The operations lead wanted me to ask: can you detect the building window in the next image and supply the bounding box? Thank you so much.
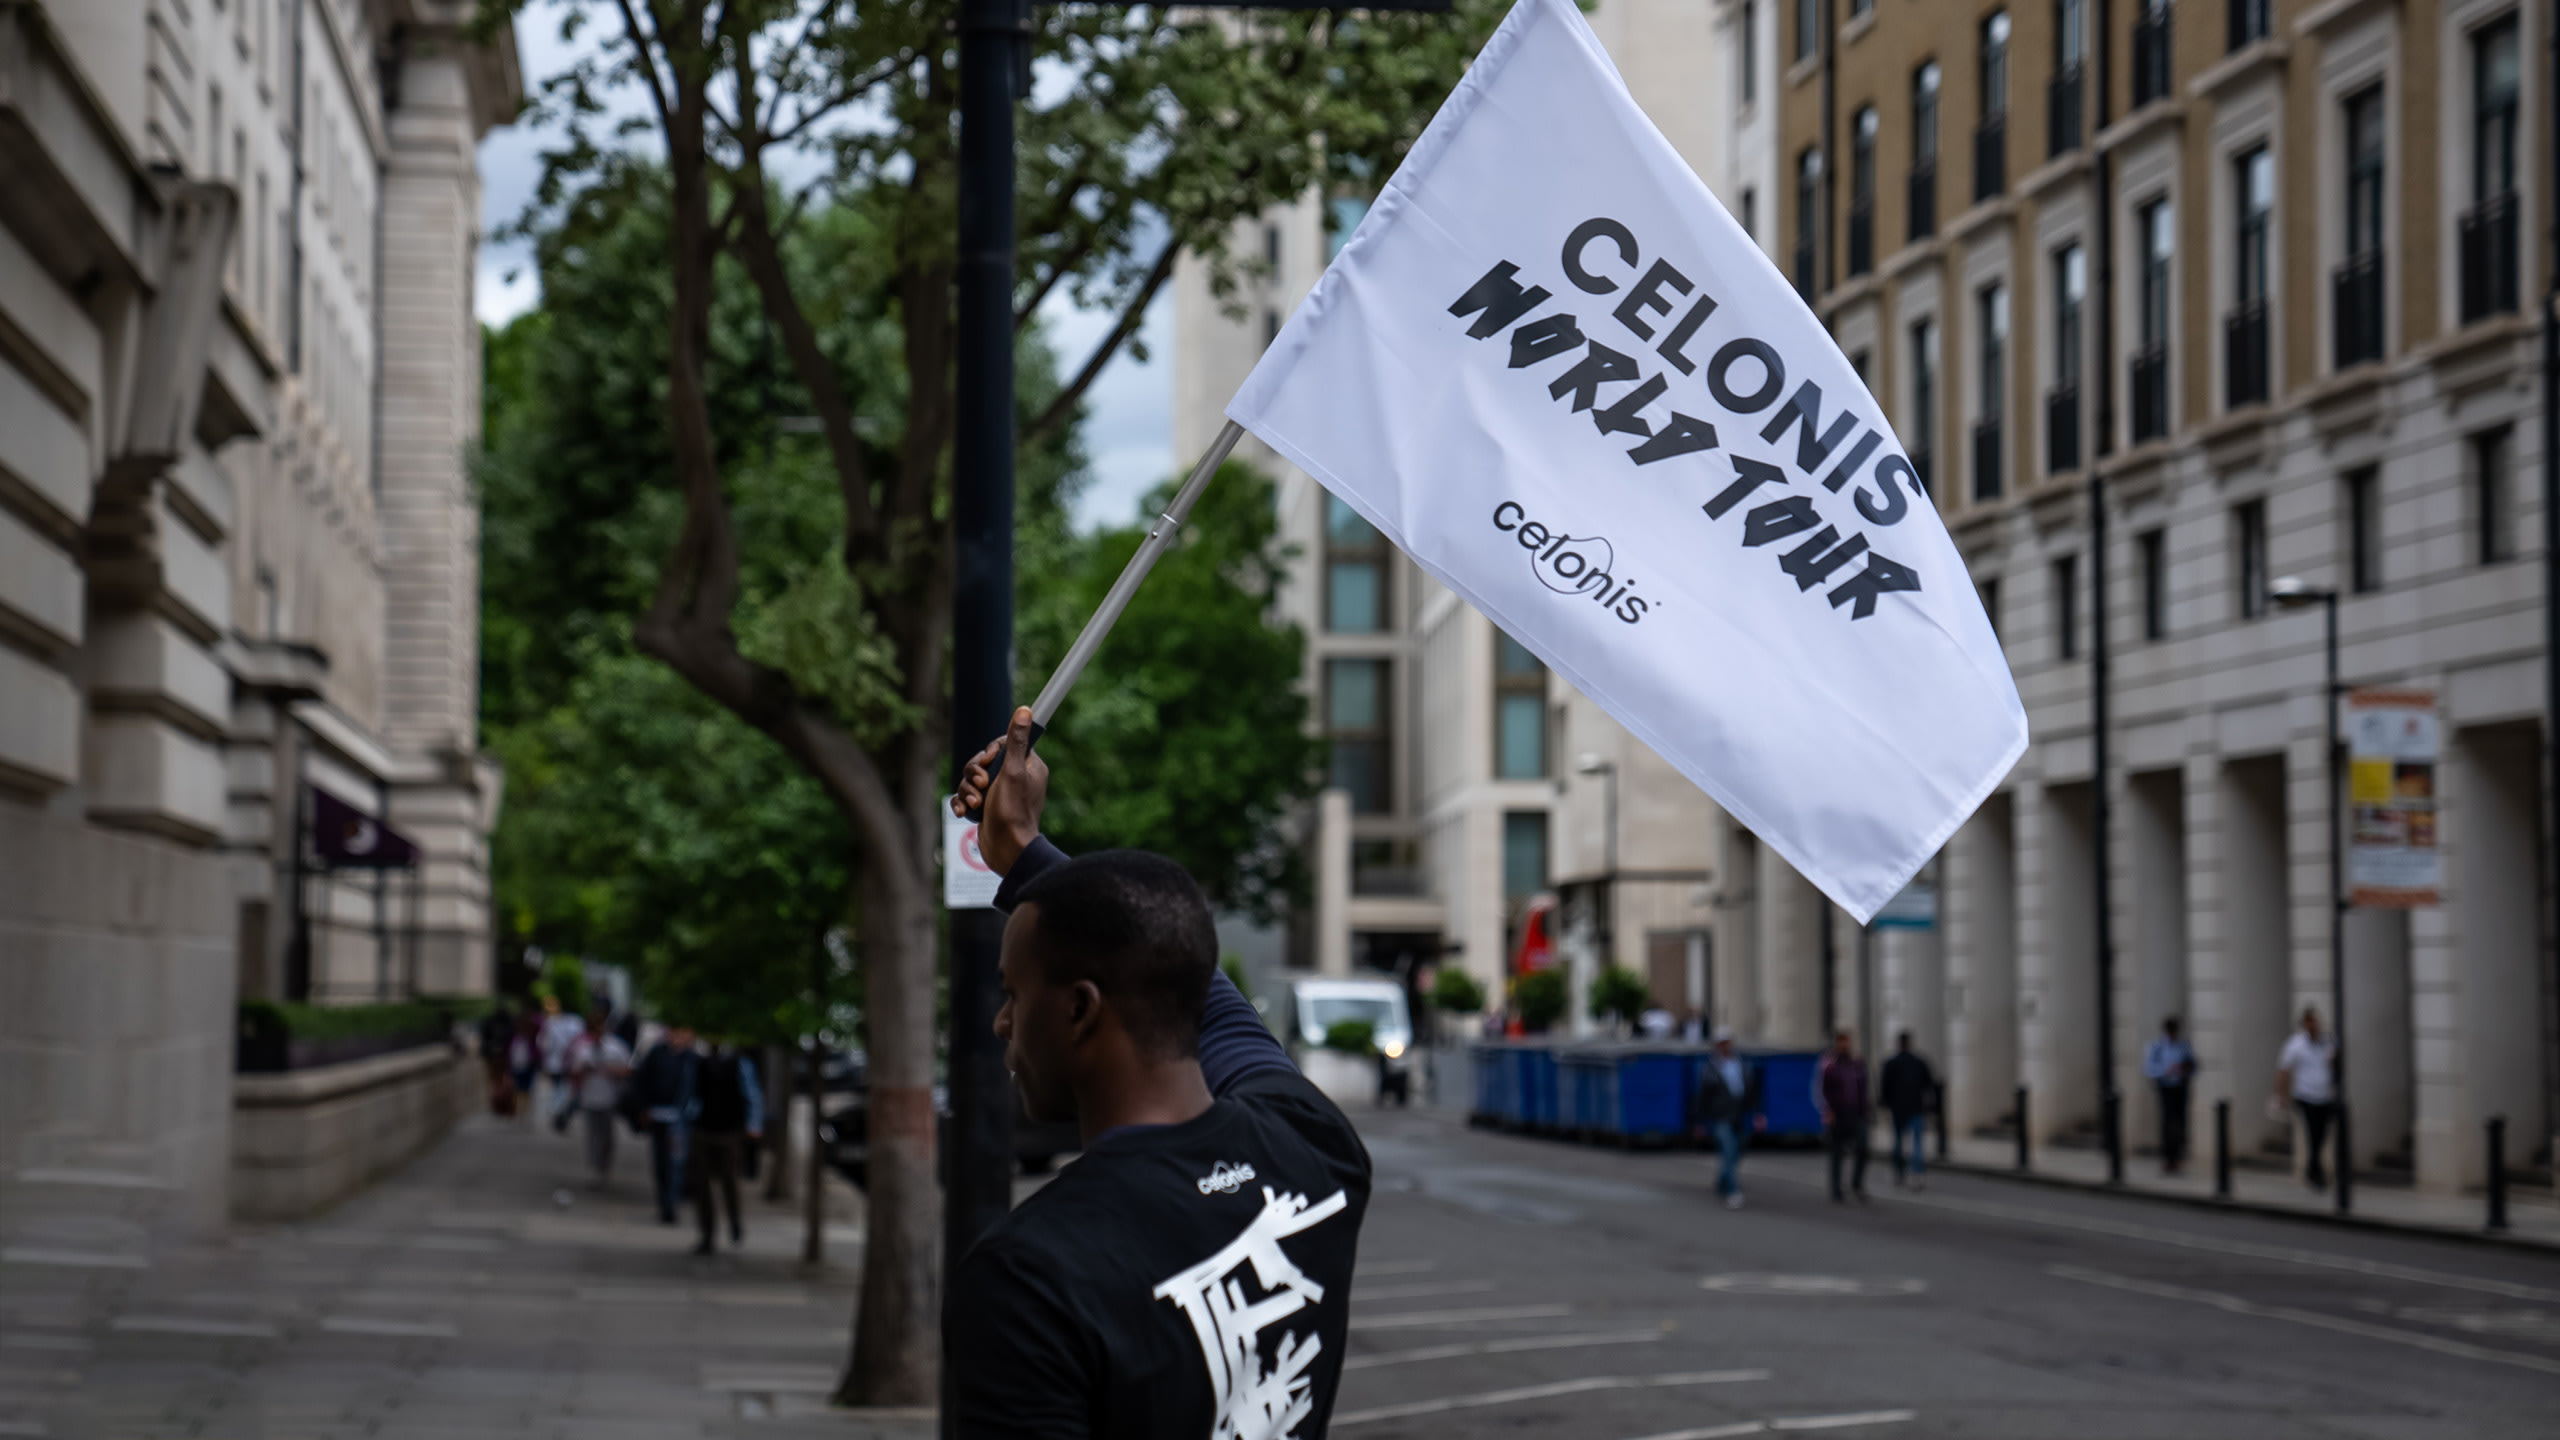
[1795,0,1817,62]
[1974,281,2008,501]
[2475,425,2516,564]
[2133,0,2174,106]
[1264,224,1281,269]
[1494,632,1548,780]
[2133,197,2172,441]
[1850,349,1872,390]
[1324,494,1386,633]
[2050,0,2086,156]
[1977,12,2011,200]
[2234,498,2269,619]
[1263,309,1281,349]
[1911,61,1942,241]
[1979,575,2003,639]
[1503,811,1549,901]
[1849,106,1878,277]
[2139,528,2168,640]
[1741,0,1759,103]
[2344,465,2381,593]
[1327,195,1370,260]
[2053,553,2080,660]
[1740,187,1757,241]
[1851,0,1872,18]
[2228,146,2272,409]
[1795,147,1822,297]
[2229,0,2270,50]
[2462,15,2522,321]
[2336,85,2386,369]
[1326,658,1390,813]
[1910,316,1938,494]
[2049,243,2084,474]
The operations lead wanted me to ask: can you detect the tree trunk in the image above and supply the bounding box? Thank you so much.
[840,853,940,1405]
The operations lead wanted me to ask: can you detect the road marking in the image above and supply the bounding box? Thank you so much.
[2047,1264,2560,1378]
[1754,1166,2560,1304]
[0,1419,49,1437]
[319,1316,459,1338]
[1333,1369,1771,1426]
[1358,1258,1440,1277]
[1349,1303,1573,1330]
[109,1316,281,1339]
[1,1247,145,1271]
[1354,1279,1498,1302]
[1344,1329,1666,1370]
[1624,1411,1918,1440]
[1700,1274,1926,1297]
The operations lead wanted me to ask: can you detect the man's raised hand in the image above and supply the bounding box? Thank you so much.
[952,705,1048,874]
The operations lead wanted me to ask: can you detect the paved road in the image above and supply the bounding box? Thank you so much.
[1335,1106,2560,1439]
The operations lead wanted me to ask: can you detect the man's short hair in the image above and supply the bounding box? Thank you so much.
[1015,850,1217,1058]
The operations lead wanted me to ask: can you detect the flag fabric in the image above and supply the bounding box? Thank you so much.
[1226,0,2026,921]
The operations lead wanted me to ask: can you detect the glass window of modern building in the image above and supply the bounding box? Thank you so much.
[1324,493,1386,633]
[1326,657,1390,813]
[1494,633,1548,780]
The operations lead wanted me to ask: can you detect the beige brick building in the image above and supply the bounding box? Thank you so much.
[1783,0,2555,1190]
[0,0,514,1235]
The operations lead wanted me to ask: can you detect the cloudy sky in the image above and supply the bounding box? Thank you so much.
[473,5,1174,534]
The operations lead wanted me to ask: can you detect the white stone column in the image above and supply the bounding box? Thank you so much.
[2126,769,2190,1158]
[1755,844,1826,1049]
[1943,792,2018,1134]
[2021,780,2097,1140]
[1316,788,1352,977]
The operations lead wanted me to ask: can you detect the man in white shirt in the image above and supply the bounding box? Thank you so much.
[2274,1007,2339,1189]
[2143,1016,2197,1175]
[567,1009,634,1186]
[539,998,588,1132]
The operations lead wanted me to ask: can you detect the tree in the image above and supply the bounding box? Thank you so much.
[481,0,1499,1403]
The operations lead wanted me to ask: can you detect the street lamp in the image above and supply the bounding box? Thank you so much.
[2269,573,2350,1215]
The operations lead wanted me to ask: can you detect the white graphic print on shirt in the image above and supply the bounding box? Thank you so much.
[1151,1185,1351,1440]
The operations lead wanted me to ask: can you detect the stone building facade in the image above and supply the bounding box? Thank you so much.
[1781,0,2556,1190]
[0,0,513,1237]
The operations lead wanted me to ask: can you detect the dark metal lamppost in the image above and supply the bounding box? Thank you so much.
[2270,573,2349,1215]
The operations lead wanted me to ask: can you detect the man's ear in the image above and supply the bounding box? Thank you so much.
[1066,980,1105,1043]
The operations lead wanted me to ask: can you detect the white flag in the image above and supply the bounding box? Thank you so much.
[1227,0,2026,921]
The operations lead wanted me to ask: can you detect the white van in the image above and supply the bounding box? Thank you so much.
[1281,975,1414,1105]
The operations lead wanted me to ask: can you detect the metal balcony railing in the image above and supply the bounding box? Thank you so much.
[2048,64,2085,159]
[2227,0,2268,51]
[2130,342,2169,442]
[1908,163,1938,241]
[1794,237,1817,298]
[1974,114,2007,203]
[1972,416,2004,500]
[2132,7,2173,107]
[1848,203,1874,277]
[2332,250,2384,369]
[2046,383,2081,474]
[2459,194,2520,324]
[2223,301,2269,409]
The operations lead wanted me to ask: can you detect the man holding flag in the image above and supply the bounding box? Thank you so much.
[941,0,2022,1429]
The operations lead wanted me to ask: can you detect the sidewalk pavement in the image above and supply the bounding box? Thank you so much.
[0,1110,936,1440]
[1918,1125,2560,1249]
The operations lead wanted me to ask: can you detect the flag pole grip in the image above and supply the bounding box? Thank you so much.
[964,419,1247,820]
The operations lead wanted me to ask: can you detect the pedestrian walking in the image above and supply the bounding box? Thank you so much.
[2145,1016,2197,1175]
[1879,1031,1935,1189]
[477,1005,516,1117]
[2275,1007,2340,1189]
[1693,1028,1763,1209]
[506,1006,542,1121]
[943,709,1373,1438]
[539,998,585,1133]
[1816,1030,1871,1203]
[688,1041,764,1254]
[631,1023,699,1224]
[567,1008,633,1187]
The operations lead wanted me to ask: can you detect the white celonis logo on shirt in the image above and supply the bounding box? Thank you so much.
[1153,1186,1350,1440]
[1195,1160,1258,1196]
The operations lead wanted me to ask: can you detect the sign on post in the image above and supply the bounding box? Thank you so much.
[943,799,1005,910]
[2347,689,2439,908]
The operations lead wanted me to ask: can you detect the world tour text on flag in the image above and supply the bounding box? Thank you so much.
[1447,221,1924,623]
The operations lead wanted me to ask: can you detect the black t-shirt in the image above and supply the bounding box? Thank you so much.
[947,1069,1371,1439]
[948,836,1373,1439]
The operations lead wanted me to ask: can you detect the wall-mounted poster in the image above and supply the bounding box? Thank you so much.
[2347,689,2439,908]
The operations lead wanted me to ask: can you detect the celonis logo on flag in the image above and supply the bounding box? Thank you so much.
[1226,0,2026,920]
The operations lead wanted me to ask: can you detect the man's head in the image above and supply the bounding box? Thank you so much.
[666,1024,696,1051]
[2162,1015,2181,1038]
[1896,1029,1913,1053]
[588,1006,610,1032]
[998,850,1217,1125]
[2301,1007,2323,1039]
[1832,1029,1854,1055]
[1712,1026,1735,1057]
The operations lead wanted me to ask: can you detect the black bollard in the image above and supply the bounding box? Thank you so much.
[2214,1097,2233,1200]
[2015,1084,2031,1172]
[2102,1088,2124,1185]
[1935,1083,1950,1162]
[2487,1115,2510,1233]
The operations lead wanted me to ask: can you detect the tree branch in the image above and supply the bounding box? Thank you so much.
[730,160,883,547]
[1024,239,1178,448]
[610,0,677,134]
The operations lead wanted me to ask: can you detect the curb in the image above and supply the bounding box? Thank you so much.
[1931,1157,2560,1255]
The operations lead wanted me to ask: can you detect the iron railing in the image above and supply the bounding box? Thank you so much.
[2459,194,2520,323]
[2048,64,2085,158]
[2227,0,2268,51]
[1974,114,2007,203]
[1972,416,2004,500]
[1794,236,1817,298]
[2132,6,2173,106]
[1908,163,1938,241]
[2130,342,2169,442]
[2046,383,2081,474]
[2332,250,2384,369]
[1848,203,1874,276]
[2224,301,2269,408]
